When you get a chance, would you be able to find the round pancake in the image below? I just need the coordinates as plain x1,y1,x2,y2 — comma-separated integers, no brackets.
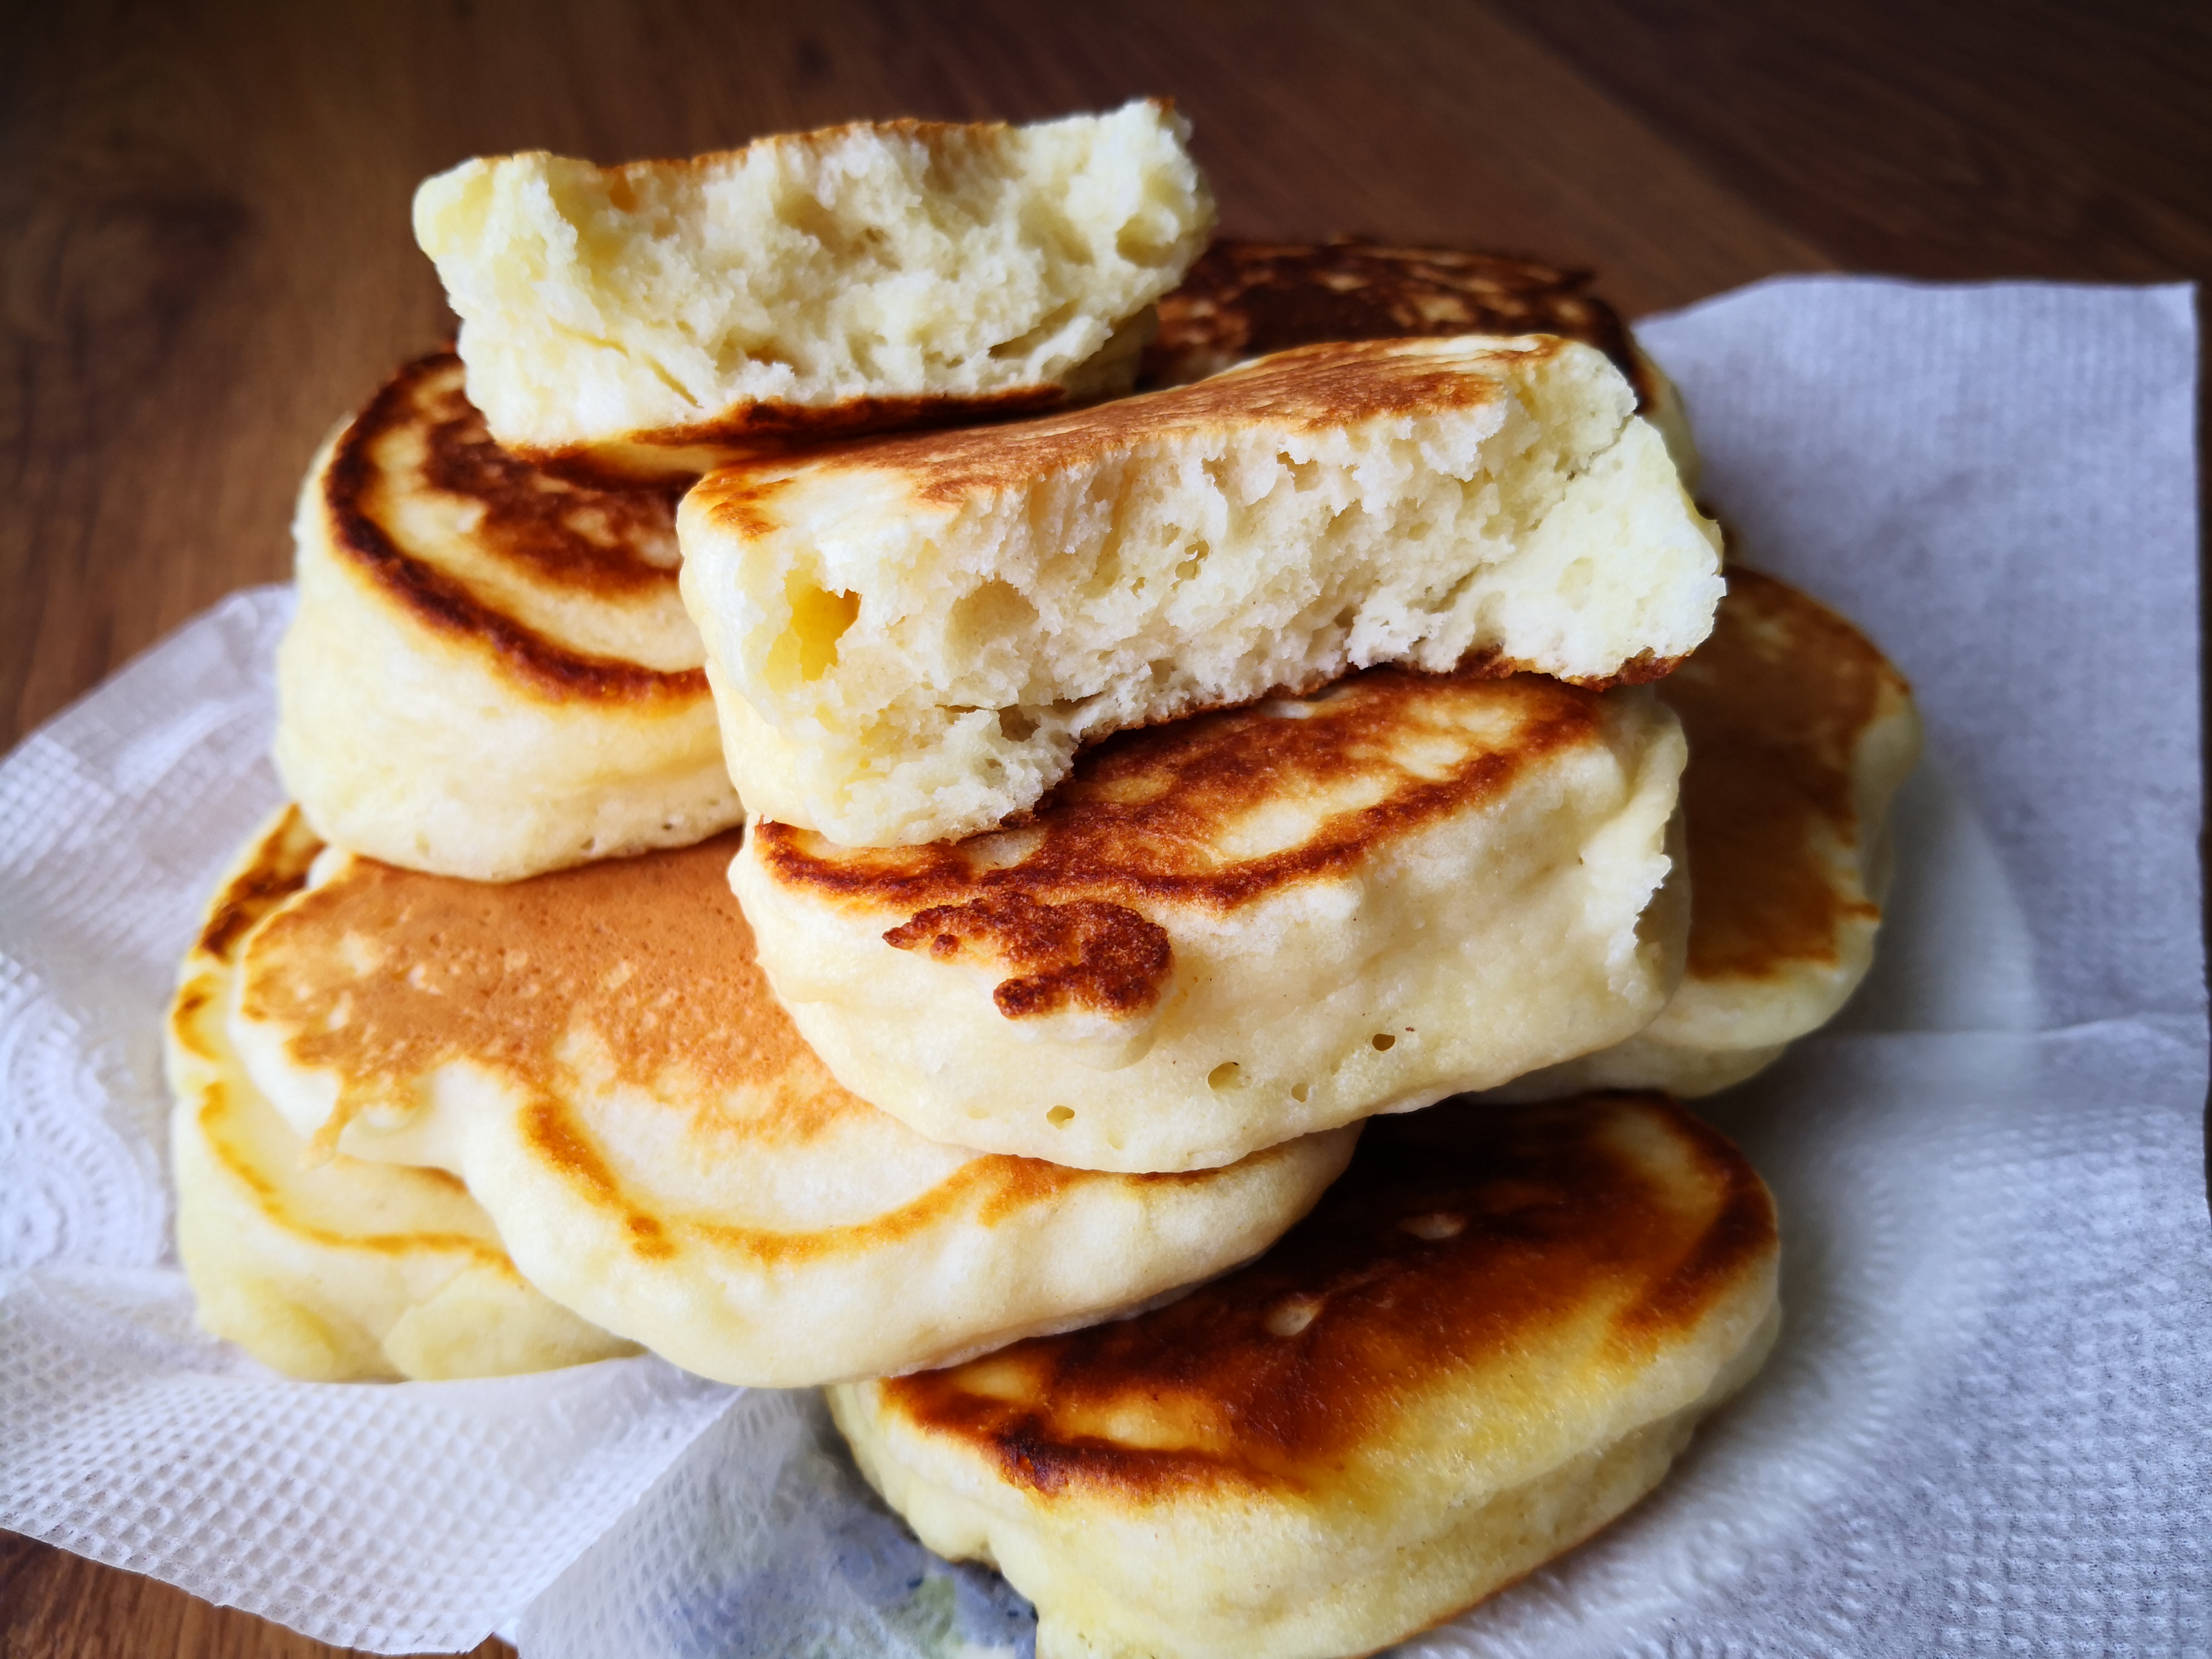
734,668,1689,1173
275,352,743,882
169,810,635,1381
1492,568,1920,1099
225,819,1358,1388
1138,236,1700,488
830,1090,1780,1659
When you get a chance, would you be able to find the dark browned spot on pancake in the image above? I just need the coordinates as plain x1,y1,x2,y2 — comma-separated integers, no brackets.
412,358,684,596
884,893,1173,1020
1663,567,1909,980
689,335,1562,519
324,353,705,706
758,664,1603,935
195,807,321,962
240,831,863,1148
1140,237,1655,409
881,1092,1775,1497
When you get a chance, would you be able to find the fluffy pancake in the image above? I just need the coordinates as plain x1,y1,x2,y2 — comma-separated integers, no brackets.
734,667,1688,1173
224,820,1358,1387
830,1090,1781,1659
275,352,742,882
169,810,635,1381
1493,569,1920,1098
1139,236,1699,486
680,332,1723,846
413,100,1213,478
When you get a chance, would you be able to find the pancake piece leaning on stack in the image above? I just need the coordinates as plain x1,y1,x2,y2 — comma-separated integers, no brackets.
414,99,1215,479
832,1090,1780,1659
169,808,635,1381
1492,567,1920,1098
221,821,1357,1386
680,331,1724,847
736,663,1689,1172
277,352,740,881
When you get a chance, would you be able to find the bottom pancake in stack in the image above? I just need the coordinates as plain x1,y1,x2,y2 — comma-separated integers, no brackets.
832,1092,1779,1659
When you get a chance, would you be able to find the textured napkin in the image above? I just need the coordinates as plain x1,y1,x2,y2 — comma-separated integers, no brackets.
1,278,2203,1656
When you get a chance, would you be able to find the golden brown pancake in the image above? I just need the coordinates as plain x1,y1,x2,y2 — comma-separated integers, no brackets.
169,810,636,1381
1138,237,1699,485
831,1090,1781,1659
274,352,743,881
223,818,1357,1387
736,666,1689,1172
678,331,1721,846
1494,567,1920,1098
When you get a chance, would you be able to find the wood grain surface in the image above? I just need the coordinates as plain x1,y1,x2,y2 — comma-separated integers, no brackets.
2,2,2206,1655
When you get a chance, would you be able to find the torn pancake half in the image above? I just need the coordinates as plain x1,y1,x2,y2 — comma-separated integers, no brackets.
413,100,1214,478
830,1091,1780,1659
680,332,1723,846
1139,236,1699,487
224,819,1357,1388
169,809,635,1381
1492,568,1920,1099
736,667,1687,1173
276,352,742,882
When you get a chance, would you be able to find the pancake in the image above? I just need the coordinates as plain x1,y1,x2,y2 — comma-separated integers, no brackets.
169,810,635,1381
223,819,1359,1388
275,352,743,882
830,1090,1781,1659
412,100,1213,479
1492,568,1920,1099
1138,236,1700,487
734,667,1689,1173
678,332,1723,847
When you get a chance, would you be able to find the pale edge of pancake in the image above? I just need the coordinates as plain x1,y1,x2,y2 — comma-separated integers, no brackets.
1493,635,1923,1102
274,428,741,883
168,808,634,1381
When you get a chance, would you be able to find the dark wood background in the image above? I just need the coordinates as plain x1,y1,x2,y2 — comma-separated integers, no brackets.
2,1,2206,1654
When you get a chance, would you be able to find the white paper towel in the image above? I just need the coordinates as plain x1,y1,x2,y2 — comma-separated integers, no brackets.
1,278,2204,1657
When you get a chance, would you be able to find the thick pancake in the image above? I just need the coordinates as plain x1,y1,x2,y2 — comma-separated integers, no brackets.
1492,568,1920,1099
413,101,1212,478
1138,236,1699,486
735,667,1688,1173
224,818,1358,1387
275,352,743,881
169,811,634,1381
679,332,1723,847
830,1091,1780,1659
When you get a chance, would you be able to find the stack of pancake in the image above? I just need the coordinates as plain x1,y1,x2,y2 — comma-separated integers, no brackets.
168,102,1919,1658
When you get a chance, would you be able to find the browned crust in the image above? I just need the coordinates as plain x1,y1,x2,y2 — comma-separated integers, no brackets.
520,385,1077,483
688,334,1569,520
1139,237,1658,409
1665,567,1913,979
195,806,320,962
756,662,1606,919
879,1092,1776,1496
884,894,1175,1021
321,353,706,707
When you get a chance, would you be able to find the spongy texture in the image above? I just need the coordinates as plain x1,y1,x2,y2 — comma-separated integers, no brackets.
274,356,741,882
736,671,1688,1172
681,333,1722,846
413,100,1213,470
169,809,633,1381
829,1094,1781,1659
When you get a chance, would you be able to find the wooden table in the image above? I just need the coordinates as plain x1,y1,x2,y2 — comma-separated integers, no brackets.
2,2,2205,1654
